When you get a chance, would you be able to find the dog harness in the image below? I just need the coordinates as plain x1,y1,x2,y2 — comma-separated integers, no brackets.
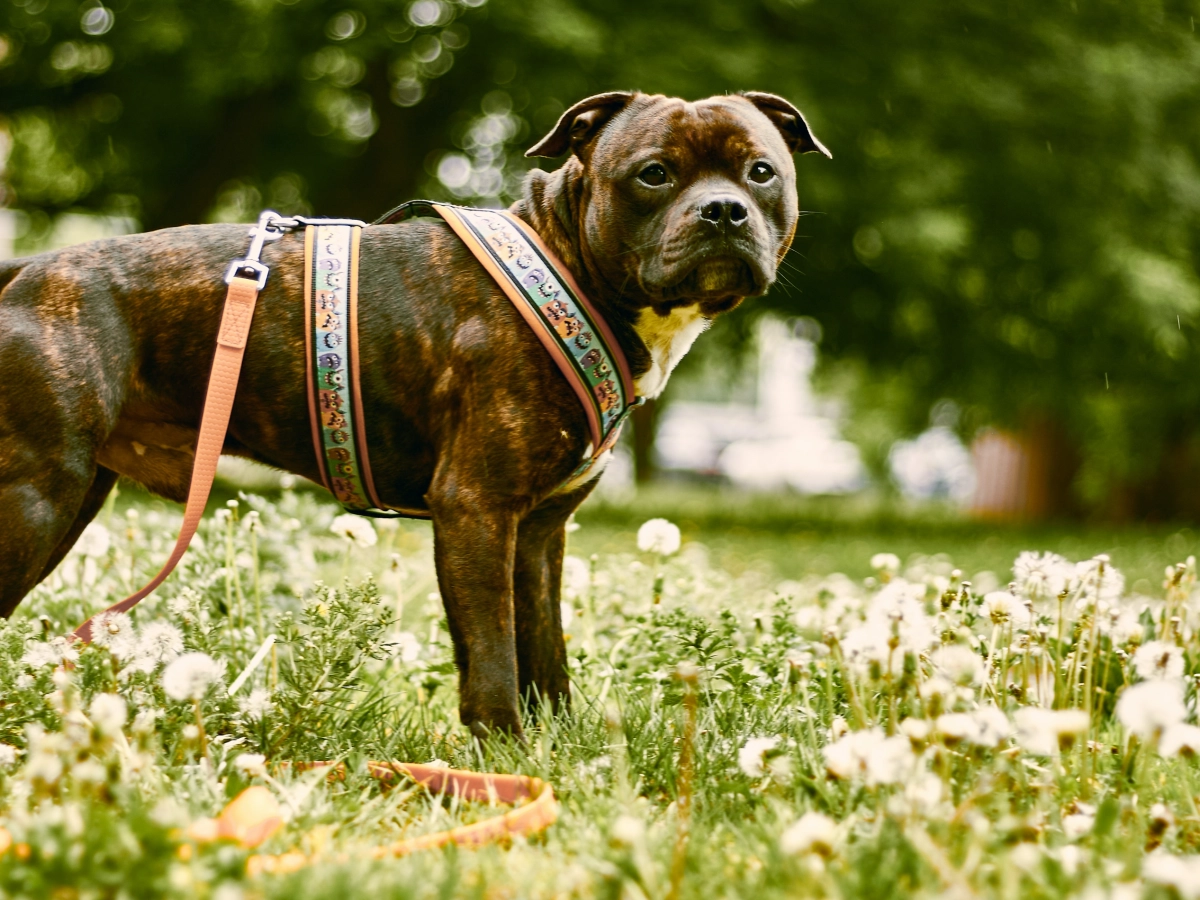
71,204,640,640
312,200,640,517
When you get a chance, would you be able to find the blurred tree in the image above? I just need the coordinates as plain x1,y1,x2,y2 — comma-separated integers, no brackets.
2,0,1198,517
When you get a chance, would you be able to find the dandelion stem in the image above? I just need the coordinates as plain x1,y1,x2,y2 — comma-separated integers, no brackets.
667,666,698,900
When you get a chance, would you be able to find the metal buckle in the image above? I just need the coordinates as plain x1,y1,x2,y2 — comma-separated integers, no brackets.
223,210,301,289
223,258,270,289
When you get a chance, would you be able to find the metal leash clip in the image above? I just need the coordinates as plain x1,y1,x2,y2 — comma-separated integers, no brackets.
224,211,370,290
224,210,301,290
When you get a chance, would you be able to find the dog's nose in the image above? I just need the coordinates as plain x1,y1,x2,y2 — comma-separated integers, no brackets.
699,197,749,228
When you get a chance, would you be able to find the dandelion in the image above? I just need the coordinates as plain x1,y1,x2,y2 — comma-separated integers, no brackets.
0,744,18,767
864,734,916,786
562,555,590,598
234,753,268,778
637,518,681,556
1073,556,1125,606
1133,641,1185,681
88,694,127,736
823,728,913,785
983,591,1033,629
1062,810,1095,841
1116,680,1187,741
1013,707,1089,755
391,631,422,664
780,812,838,856
162,652,225,702
330,513,377,548
239,689,274,718
90,611,139,659
1106,608,1143,645
1012,551,1073,602
1144,853,1200,900
1159,723,1200,757
76,522,111,558
840,623,897,678
936,707,1010,749
931,644,985,685
135,621,184,665
610,814,646,846
870,552,901,575
866,580,936,655
21,636,78,669
738,736,780,778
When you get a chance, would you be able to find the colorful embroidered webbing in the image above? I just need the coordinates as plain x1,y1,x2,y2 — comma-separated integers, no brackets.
377,201,640,475
304,220,414,518
306,203,641,517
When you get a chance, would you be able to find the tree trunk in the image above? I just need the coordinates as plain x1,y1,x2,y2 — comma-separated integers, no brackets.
632,398,660,485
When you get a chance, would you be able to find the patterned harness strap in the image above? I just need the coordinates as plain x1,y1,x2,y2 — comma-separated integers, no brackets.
313,201,640,518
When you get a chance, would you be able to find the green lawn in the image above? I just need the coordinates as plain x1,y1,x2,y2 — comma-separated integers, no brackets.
3,481,1199,899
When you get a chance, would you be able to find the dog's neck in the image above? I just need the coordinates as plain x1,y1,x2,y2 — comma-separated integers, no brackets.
511,164,711,400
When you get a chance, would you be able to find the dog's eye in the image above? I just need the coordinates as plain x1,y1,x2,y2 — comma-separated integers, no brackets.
749,162,775,184
637,163,669,187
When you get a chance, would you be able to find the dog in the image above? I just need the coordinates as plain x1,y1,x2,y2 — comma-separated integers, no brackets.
0,91,828,738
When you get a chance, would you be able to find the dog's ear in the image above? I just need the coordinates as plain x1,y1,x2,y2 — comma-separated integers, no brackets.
525,92,635,159
740,92,832,158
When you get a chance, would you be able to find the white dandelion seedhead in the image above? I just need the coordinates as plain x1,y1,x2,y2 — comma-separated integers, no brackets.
823,728,915,786
88,693,127,736
866,580,936,655
1144,852,1200,900
390,631,422,664
1012,551,1074,602
1160,723,1200,758
76,522,112,559
1013,707,1089,756
136,622,185,665
233,753,268,778
870,552,901,574
562,555,590,599
21,636,79,670
738,736,783,779
0,743,19,767
636,518,681,556
780,812,839,857
1116,680,1187,740
1073,556,1126,606
930,644,986,686
330,513,377,548
1133,641,1185,682
90,612,139,659
162,652,225,702
238,688,274,719
936,707,1011,749
982,591,1033,630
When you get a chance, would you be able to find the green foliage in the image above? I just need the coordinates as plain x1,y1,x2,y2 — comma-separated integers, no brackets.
2,0,1199,509
3,490,1200,897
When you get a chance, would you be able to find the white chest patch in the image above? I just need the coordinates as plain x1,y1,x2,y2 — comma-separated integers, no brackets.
633,305,710,399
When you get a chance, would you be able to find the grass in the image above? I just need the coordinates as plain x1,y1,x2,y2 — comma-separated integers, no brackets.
2,481,1200,899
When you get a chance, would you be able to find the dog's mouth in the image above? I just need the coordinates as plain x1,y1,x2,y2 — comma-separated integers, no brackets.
661,256,762,302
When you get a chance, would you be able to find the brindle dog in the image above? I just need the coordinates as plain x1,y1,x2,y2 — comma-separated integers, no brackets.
0,91,828,738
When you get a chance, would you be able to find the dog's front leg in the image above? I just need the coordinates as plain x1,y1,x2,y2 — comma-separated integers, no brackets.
427,484,523,741
513,493,581,717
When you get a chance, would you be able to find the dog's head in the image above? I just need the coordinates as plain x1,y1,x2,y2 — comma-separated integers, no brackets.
527,91,829,317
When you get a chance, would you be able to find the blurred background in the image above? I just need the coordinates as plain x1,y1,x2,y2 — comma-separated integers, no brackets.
2,0,1199,526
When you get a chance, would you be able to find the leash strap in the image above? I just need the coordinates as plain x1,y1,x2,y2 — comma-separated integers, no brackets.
71,269,267,644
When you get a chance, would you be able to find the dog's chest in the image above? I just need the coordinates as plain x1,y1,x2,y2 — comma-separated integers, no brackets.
633,306,709,399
